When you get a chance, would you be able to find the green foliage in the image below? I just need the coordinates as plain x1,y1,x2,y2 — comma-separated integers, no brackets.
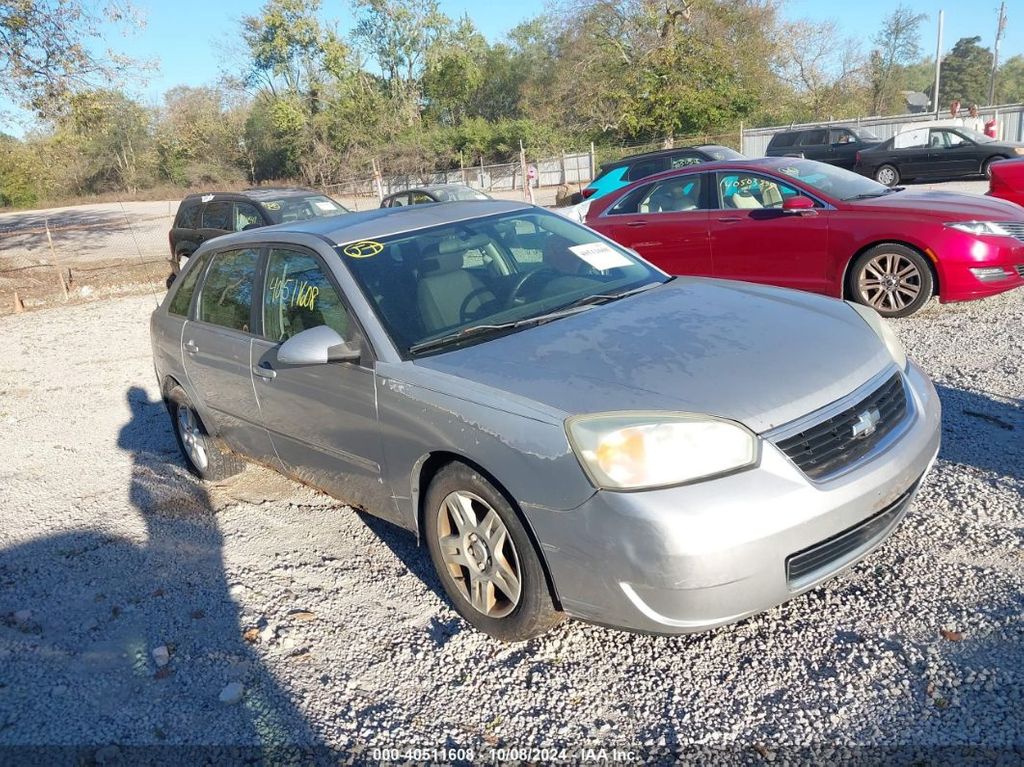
868,6,927,115
996,55,1024,104
934,37,994,108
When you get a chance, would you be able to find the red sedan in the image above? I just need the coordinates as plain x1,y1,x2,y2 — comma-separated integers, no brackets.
988,157,1024,207
581,158,1024,317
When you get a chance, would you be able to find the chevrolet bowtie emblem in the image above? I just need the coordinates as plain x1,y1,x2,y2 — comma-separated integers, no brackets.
851,408,881,440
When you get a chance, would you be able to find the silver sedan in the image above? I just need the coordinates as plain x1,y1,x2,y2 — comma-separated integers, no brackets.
150,200,941,640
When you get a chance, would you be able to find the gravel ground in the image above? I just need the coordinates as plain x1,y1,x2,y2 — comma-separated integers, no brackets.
0,286,1021,761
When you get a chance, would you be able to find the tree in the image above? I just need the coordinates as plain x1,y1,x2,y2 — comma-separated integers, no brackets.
868,6,927,115
996,54,1024,104
778,20,868,121
0,1,142,117
935,36,993,108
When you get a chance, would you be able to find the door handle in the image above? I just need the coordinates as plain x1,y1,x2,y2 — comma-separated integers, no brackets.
252,364,276,380
185,340,199,355
718,217,744,224
625,220,647,228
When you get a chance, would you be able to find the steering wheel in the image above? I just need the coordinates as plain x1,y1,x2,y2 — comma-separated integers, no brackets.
506,267,558,306
459,287,498,323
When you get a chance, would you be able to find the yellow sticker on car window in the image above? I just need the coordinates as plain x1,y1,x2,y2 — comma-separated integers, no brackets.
343,240,384,258
264,201,281,210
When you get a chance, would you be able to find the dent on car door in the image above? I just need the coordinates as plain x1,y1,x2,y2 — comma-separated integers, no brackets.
181,246,277,462
709,171,831,294
595,174,712,277
249,246,399,520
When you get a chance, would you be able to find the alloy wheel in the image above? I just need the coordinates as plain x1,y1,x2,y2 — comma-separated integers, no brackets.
876,167,897,186
175,404,209,472
436,490,522,618
858,252,923,314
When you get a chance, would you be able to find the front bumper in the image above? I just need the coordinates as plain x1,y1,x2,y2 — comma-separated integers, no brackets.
936,231,1024,302
526,361,941,634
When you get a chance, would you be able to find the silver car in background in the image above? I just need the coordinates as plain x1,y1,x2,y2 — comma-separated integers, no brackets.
150,200,941,641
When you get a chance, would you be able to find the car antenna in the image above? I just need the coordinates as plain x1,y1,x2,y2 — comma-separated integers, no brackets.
118,198,162,308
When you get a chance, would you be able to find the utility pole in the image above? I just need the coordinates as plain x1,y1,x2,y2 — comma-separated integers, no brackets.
989,1,1007,105
933,10,944,119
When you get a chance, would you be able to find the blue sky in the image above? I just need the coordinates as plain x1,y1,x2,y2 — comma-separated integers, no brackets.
2,0,1020,134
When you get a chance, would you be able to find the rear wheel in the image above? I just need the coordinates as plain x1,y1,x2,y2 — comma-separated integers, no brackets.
849,244,933,318
983,156,1006,179
167,385,245,480
875,164,900,187
424,462,563,641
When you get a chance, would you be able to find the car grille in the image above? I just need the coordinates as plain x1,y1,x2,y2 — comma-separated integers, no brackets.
774,374,907,480
998,222,1024,242
786,480,918,587
1015,264,1024,279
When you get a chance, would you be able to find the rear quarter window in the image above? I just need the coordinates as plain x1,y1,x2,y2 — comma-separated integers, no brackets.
769,132,798,148
175,202,201,229
798,130,828,146
167,252,211,317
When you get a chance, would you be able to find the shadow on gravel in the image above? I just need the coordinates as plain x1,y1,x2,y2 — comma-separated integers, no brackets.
0,387,323,760
935,384,1024,481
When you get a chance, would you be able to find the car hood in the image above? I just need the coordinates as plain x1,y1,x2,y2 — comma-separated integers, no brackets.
851,189,1024,220
414,279,894,434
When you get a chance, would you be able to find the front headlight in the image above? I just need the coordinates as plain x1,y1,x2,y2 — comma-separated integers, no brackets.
565,412,758,490
847,301,907,369
944,221,1010,237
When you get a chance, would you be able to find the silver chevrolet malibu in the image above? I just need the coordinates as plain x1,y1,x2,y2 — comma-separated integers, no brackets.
150,200,941,641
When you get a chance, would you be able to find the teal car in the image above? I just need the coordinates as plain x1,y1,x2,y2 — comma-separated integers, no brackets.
583,144,744,201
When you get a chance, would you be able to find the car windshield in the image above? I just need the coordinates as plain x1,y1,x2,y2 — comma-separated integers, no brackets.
338,209,667,355
774,159,891,201
263,195,349,224
704,146,744,160
426,186,490,201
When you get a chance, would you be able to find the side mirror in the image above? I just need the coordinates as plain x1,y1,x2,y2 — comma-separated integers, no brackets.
782,195,816,214
278,325,360,366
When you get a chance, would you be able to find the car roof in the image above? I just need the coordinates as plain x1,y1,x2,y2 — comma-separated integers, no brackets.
601,144,729,169
387,183,478,195
182,187,323,203
213,199,533,247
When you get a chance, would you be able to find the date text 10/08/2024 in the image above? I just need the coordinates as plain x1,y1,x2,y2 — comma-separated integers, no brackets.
371,747,638,763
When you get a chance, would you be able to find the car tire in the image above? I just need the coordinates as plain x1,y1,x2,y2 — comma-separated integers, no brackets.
983,156,1007,179
166,385,245,481
875,164,900,187
849,244,933,318
424,462,563,641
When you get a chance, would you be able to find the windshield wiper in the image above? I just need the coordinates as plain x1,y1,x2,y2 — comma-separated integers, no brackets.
843,187,904,201
408,282,664,355
408,305,596,355
558,281,663,310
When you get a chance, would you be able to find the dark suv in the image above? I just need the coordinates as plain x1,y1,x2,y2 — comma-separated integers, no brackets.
581,145,744,202
168,188,348,282
765,126,882,169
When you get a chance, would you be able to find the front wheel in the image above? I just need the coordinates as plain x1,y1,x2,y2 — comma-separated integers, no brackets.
983,156,1006,179
849,245,933,318
424,462,563,641
875,164,900,187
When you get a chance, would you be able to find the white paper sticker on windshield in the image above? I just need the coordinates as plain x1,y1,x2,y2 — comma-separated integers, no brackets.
201,194,214,203
314,200,337,211
569,242,633,270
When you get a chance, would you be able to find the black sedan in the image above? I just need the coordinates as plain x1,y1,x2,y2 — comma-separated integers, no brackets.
380,184,491,208
855,126,1024,186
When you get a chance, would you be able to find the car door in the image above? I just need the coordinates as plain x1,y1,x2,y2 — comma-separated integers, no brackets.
198,200,234,246
709,170,831,295
249,246,398,520
233,201,264,231
181,246,278,463
593,173,713,277
796,129,828,162
934,129,983,175
827,128,860,169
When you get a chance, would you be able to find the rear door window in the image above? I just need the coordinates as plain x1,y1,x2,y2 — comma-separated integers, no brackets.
201,201,233,230
626,158,668,181
770,132,798,148
197,248,260,332
798,130,828,146
175,202,201,229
